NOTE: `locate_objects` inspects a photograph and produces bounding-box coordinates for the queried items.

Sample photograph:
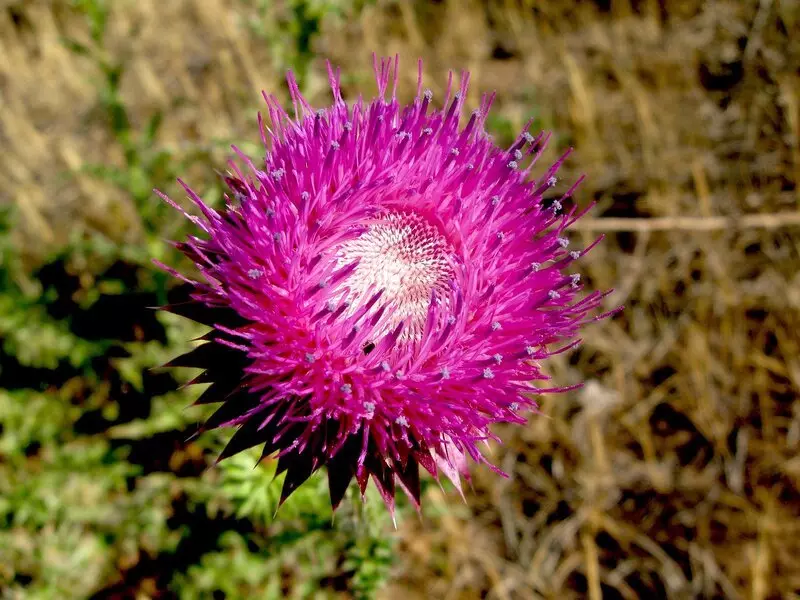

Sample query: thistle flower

[158,56,612,515]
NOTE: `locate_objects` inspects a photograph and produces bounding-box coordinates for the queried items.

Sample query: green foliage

[1,185,400,600]
[2,2,403,597]
[174,449,399,599]
[239,0,377,86]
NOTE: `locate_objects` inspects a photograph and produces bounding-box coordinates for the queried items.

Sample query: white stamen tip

[507,160,518,169]
[423,127,433,135]
[248,269,263,279]
[523,132,535,143]
[493,353,503,364]
[301,191,310,201]
[450,148,460,156]
[424,89,433,101]
[395,416,409,427]
[491,195,500,206]
[531,262,541,272]
[340,383,352,394]
[570,251,581,260]
[305,353,315,363]
[547,176,558,187]
[526,345,536,356]
[483,368,495,379]
[440,367,450,379]
[548,290,561,300]
[271,168,285,179]
[513,149,523,160]
[491,321,501,331]
[510,402,520,411]
[330,140,340,150]
[381,361,391,372]
[557,237,569,248]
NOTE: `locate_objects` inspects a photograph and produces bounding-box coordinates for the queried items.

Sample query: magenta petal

[157,55,613,513]
[433,441,469,498]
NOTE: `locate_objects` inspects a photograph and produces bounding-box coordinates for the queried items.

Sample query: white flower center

[337,211,456,343]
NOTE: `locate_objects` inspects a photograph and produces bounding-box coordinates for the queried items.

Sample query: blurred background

[1,0,799,598]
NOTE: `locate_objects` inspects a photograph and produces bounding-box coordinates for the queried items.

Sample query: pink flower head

[158,56,612,514]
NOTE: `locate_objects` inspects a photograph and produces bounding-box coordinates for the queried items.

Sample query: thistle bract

[158,56,611,514]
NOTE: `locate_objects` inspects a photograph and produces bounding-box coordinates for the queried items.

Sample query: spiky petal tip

[158,56,613,514]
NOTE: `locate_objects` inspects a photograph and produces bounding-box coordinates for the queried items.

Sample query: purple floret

[157,55,613,515]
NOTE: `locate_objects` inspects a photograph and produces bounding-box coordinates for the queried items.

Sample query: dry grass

[2,0,799,598]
